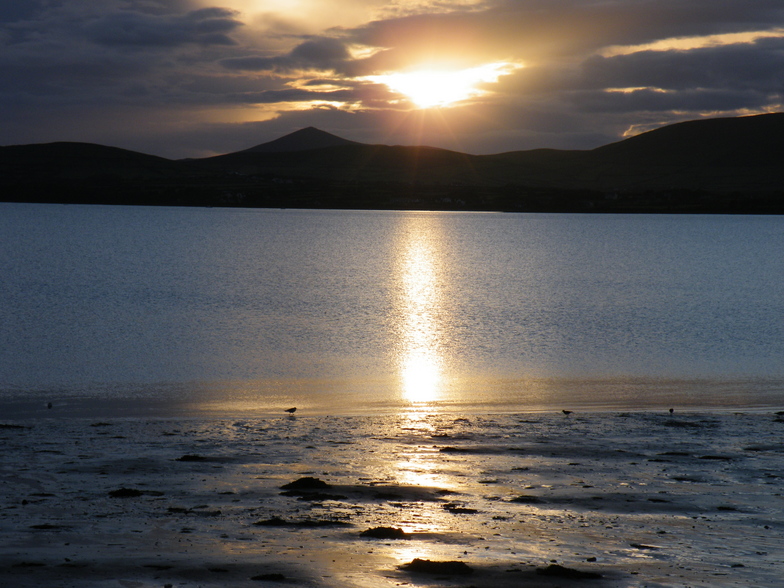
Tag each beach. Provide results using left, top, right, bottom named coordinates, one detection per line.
left=2, top=408, right=783, bottom=587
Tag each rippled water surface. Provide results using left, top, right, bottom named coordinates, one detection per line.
left=1, top=204, right=783, bottom=413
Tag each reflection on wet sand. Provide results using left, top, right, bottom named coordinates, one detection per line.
left=3, top=412, right=783, bottom=587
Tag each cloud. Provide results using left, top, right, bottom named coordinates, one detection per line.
left=580, top=37, right=784, bottom=93
left=83, top=7, right=243, bottom=47
left=221, top=37, right=352, bottom=74
left=1, top=0, right=783, bottom=158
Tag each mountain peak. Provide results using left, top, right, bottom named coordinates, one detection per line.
left=241, top=127, right=362, bottom=154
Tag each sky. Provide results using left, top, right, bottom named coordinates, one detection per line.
left=1, top=0, right=783, bottom=159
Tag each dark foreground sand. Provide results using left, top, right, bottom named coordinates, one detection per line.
left=1, top=410, right=783, bottom=587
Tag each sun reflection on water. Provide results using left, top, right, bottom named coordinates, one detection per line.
left=396, top=217, right=447, bottom=405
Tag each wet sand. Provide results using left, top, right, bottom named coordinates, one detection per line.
left=1, top=410, right=783, bottom=587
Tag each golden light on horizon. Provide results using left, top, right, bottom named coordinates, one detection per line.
left=601, top=28, right=784, bottom=57
left=368, top=61, right=520, bottom=108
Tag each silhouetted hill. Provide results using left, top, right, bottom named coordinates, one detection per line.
left=239, top=126, right=362, bottom=153
left=201, top=142, right=480, bottom=184
left=593, top=113, right=784, bottom=166
left=2, top=115, right=783, bottom=212
left=489, top=113, right=784, bottom=192
left=0, top=141, right=183, bottom=181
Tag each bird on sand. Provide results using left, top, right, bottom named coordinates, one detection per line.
left=562, top=410, right=572, bottom=415
left=285, top=407, right=297, bottom=414
left=669, top=408, right=674, bottom=415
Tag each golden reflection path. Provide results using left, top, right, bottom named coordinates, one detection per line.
left=395, top=215, right=448, bottom=405
left=389, top=217, right=454, bottom=543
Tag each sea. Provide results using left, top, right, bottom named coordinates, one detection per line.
left=1, top=203, right=783, bottom=416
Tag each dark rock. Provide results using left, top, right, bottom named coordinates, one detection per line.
left=176, top=454, right=209, bottom=462
left=536, top=564, right=602, bottom=579
left=254, top=516, right=288, bottom=526
left=30, top=524, right=70, bottom=530
left=280, top=477, right=330, bottom=490
left=108, top=488, right=143, bottom=498
left=251, top=573, right=286, bottom=581
left=401, top=558, right=473, bottom=575
left=443, top=503, right=479, bottom=514
left=360, top=527, right=408, bottom=539
left=439, top=446, right=469, bottom=453
left=107, top=487, right=162, bottom=498
left=193, top=509, right=222, bottom=517
left=510, top=494, right=545, bottom=504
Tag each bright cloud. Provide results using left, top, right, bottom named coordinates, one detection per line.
left=367, top=62, right=522, bottom=108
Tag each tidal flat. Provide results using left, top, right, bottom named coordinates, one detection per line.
left=1, top=411, right=783, bottom=587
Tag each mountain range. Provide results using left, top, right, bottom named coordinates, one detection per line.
left=1, top=113, right=783, bottom=213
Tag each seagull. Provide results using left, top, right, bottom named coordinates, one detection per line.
left=285, top=407, right=297, bottom=414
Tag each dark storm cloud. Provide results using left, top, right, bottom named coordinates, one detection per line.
left=0, top=2, right=246, bottom=100
left=83, top=7, right=242, bottom=47
left=572, top=88, right=775, bottom=115
left=0, top=2, right=45, bottom=24
left=580, top=37, right=784, bottom=93
left=223, top=82, right=390, bottom=105
left=221, top=37, right=351, bottom=73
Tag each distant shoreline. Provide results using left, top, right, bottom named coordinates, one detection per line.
left=3, top=191, right=783, bottom=215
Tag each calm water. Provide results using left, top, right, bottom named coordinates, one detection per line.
left=1, top=203, right=783, bottom=414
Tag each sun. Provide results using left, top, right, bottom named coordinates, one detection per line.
left=369, top=62, right=520, bottom=109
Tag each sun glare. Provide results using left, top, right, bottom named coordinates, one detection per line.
left=395, top=217, right=451, bottom=404
left=369, top=62, right=519, bottom=108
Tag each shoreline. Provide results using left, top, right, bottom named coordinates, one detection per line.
left=2, top=374, right=784, bottom=420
